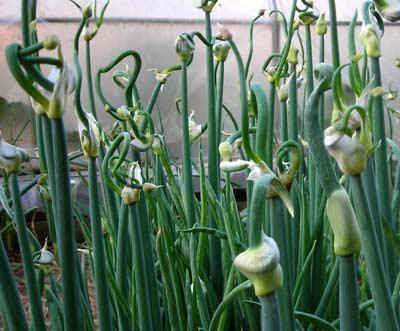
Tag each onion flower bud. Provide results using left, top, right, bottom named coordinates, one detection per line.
left=315, top=13, right=328, bottom=35
left=360, top=23, right=381, bottom=58
left=373, top=0, right=400, bottom=22
left=326, top=187, right=361, bottom=255
left=43, top=35, right=59, bottom=50
left=175, top=34, right=195, bottom=63
left=48, top=65, right=72, bottom=119
left=121, top=186, right=140, bottom=205
left=188, top=111, right=202, bottom=143
left=220, top=160, right=250, bottom=173
left=213, top=41, right=230, bottom=63
left=324, top=126, right=368, bottom=176
left=0, top=132, right=29, bottom=175
left=78, top=113, right=101, bottom=158
left=219, top=142, right=233, bottom=161
left=287, top=46, right=299, bottom=65
left=234, top=235, right=283, bottom=296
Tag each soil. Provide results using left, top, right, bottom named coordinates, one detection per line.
left=0, top=250, right=98, bottom=329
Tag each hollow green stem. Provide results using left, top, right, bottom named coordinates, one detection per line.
left=10, top=173, right=46, bottom=330
left=228, top=40, right=265, bottom=167
left=260, top=292, right=281, bottom=331
left=339, top=254, right=361, bottom=331
left=129, top=205, right=153, bottom=330
left=270, top=198, right=296, bottom=331
left=88, top=157, right=112, bottom=331
left=350, top=175, right=399, bottom=331
left=0, top=235, right=28, bottom=331
left=370, top=57, right=397, bottom=286
left=51, top=118, right=82, bottom=330
left=180, top=60, right=196, bottom=228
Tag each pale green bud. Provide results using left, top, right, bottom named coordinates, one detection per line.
left=47, top=66, right=70, bottom=119
left=373, top=0, right=400, bottom=22
left=360, top=24, right=381, bottom=58
left=151, top=135, right=163, bottom=155
left=175, top=34, right=195, bottom=63
left=219, top=142, right=233, bottom=161
left=142, top=183, right=158, bottom=193
left=234, top=235, right=283, bottom=296
left=287, top=47, right=299, bottom=65
left=326, top=187, right=361, bottom=255
left=213, top=41, right=230, bottom=62
left=217, top=23, right=233, bottom=41
left=220, top=160, right=250, bottom=173
left=43, top=35, right=59, bottom=50
left=277, top=83, right=289, bottom=102
left=324, top=126, right=368, bottom=175
left=121, top=186, right=141, bottom=205
left=396, top=58, right=400, bottom=68
left=316, top=13, right=328, bottom=35
left=0, top=132, right=29, bottom=175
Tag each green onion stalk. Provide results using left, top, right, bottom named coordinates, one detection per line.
left=0, top=233, right=28, bottom=331
left=83, top=0, right=121, bottom=251
left=271, top=141, right=302, bottom=331
left=203, top=2, right=224, bottom=296
left=48, top=66, right=83, bottom=330
left=311, top=11, right=328, bottom=311
left=287, top=45, right=300, bottom=282
left=234, top=174, right=287, bottom=331
left=73, top=12, right=112, bottom=331
left=305, top=66, right=362, bottom=331
left=361, top=1, right=397, bottom=287
left=0, top=136, right=45, bottom=330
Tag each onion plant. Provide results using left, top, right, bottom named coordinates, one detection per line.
left=2, top=0, right=400, bottom=330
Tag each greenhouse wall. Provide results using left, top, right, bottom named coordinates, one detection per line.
left=1, top=0, right=399, bottom=160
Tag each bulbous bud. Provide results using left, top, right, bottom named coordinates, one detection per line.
left=373, top=0, right=400, bottom=22
left=234, top=235, right=283, bottom=296
left=287, top=47, right=299, bottom=65
left=151, top=135, right=163, bottom=155
left=36, top=249, right=54, bottom=265
left=188, top=111, right=202, bottom=143
left=220, top=160, right=250, bottom=173
left=121, top=186, right=141, bottom=205
left=277, top=83, right=289, bottom=102
left=315, top=13, right=328, bottom=35
left=360, top=24, right=381, bottom=58
left=82, top=3, right=93, bottom=18
left=326, top=187, right=361, bottom=255
left=43, top=35, right=59, bottom=50
left=299, top=9, right=319, bottom=25
left=213, top=41, right=230, bottom=62
left=143, top=182, right=158, bottom=193
left=396, top=58, right=400, bottom=68
left=48, top=66, right=70, bottom=119
left=324, top=126, right=368, bottom=176
left=219, top=142, right=233, bottom=161
left=0, top=133, right=29, bottom=175
left=175, top=34, right=195, bottom=63
left=116, top=105, right=130, bottom=121
left=192, top=0, right=208, bottom=9
left=217, top=24, right=233, bottom=41
left=264, top=67, right=276, bottom=82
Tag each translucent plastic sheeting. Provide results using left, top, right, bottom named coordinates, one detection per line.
left=0, top=0, right=399, bottom=159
